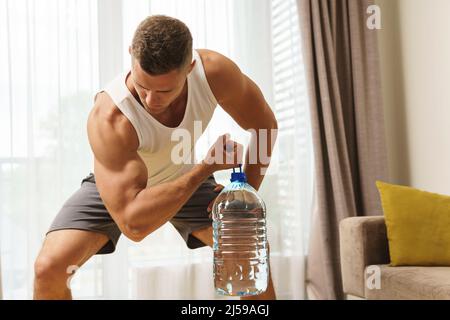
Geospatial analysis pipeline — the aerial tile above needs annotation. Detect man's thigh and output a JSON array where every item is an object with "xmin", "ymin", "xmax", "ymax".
[
  {"xmin": 191, "ymin": 226, "xmax": 214, "ymax": 247},
  {"xmin": 170, "ymin": 175, "xmax": 218, "ymax": 249},
  {"xmin": 47, "ymin": 172, "xmax": 122, "ymax": 255},
  {"xmin": 38, "ymin": 229, "xmax": 109, "ymax": 270}
]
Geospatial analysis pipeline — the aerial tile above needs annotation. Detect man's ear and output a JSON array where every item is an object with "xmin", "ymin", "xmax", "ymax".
[
  {"xmin": 188, "ymin": 60, "xmax": 196, "ymax": 74},
  {"xmin": 128, "ymin": 46, "xmax": 132, "ymax": 55}
]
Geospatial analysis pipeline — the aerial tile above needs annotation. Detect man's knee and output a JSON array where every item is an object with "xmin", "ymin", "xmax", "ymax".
[
  {"xmin": 191, "ymin": 226, "xmax": 214, "ymax": 247},
  {"xmin": 34, "ymin": 254, "xmax": 74, "ymax": 284}
]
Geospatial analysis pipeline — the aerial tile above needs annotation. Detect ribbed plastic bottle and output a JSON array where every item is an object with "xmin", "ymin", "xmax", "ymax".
[{"xmin": 212, "ymin": 165, "xmax": 268, "ymax": 296}]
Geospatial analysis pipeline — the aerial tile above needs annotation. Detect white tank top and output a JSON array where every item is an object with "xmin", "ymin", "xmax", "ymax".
[{"xmin": 94, "ymin": 49, "xmax": 218, "ymax": 187}]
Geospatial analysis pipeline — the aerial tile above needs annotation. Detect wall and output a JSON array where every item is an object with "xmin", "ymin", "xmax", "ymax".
[{"xmin": 376, "ymin": 0, "xmax": 450, "ymax": 194}]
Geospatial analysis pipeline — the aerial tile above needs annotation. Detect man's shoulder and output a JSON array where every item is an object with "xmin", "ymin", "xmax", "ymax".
[
  {"xmin": 88, "ymin": 91, "xmax": 139, "ymax": 153},
  {"xmin": 196, "ymin": 49, "xmax": 237, "ymax": 79},
  {"xmin": 91, "ymin": 91, "xmax": 124, "ymax": 121},
  {"xmin": 196, "ymin": 49, "xmax": 244, "ymax": 105}
]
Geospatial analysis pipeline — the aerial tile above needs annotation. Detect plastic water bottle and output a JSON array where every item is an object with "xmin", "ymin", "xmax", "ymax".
[{"xmin": 212, "ymin": 165, "xmax": 268, "ymax": 296}]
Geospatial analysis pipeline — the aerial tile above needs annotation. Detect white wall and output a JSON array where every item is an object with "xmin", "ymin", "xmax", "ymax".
[{"xmin": 377, "ymin": 0, "xmax": 450, "ymax": 194}]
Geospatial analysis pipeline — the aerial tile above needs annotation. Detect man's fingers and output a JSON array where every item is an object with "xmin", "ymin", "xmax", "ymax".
[
  {"xmin": 213, "ymin": 184, "xmax": 224, "ymax": 192},
  {"xmin": 207, "ymin": 199, "xmax": 215, "ymax": 213},
  {"xmin": 221, "ymin": 133, "xmax": 231, "ymax": 147}
]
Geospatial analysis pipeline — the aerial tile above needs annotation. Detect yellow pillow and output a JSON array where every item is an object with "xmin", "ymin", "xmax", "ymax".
[{"xmin": 376, "ymin": 181, "xmax": 450, "ymax": 266}]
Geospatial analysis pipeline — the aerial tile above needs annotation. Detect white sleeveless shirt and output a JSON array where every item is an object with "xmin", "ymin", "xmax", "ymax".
[{"xmin": 94, "ymin": 49, "xmax": 218, "ymax": 187}]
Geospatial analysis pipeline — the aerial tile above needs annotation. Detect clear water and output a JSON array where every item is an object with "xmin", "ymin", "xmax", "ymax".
[{"xmin": 213, "ymin": 208, "xmax": 268, "ymax": 296}]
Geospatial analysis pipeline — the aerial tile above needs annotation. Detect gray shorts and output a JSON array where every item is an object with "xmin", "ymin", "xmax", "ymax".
[{"xmin": 47, "ymin": 172, "xmax": 218, "ymax": 255}]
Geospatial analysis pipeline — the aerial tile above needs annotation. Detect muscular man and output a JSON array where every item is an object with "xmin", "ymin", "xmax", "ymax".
[{"xmin": 33, "ymin": 15, "xmax": 277, "ymax": 300}]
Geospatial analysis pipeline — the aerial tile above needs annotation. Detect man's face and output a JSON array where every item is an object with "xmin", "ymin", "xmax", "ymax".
[{"xmin": 130, "ymin": 57, "xmax": 194, "ymax": 115}]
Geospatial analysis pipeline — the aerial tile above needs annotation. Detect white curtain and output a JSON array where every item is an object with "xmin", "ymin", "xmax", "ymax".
[{"xmin": 0, "ymin": 0, "xmax": 312, "ymax": 299}]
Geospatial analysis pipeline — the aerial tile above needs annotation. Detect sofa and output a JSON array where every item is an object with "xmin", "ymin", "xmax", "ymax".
[{"xmin": 339, "ymin": 216, "xmax": 450, "ymax": 300}]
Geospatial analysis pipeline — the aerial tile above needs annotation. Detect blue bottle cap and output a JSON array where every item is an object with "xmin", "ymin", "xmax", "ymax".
[{"xmin": 230, "ymin": 164, "xmax": 247, "ymax": 183}]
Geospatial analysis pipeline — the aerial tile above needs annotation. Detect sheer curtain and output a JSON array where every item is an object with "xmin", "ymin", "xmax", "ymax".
[
  {"xmin": 0, "ymin": 0, "xmax": 100, "ymax": 298},
  {"xmin": 0, "ymin": 0, "xmax": 312, "ymax": 299}
]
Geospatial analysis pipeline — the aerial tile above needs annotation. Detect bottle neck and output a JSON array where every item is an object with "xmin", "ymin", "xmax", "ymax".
[{"xmin": 230, "ymin": 165, "xmax": 247, "ymax": 183}]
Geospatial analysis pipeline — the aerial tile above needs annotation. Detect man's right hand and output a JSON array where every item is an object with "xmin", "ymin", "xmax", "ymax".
[{"xmin": 202, "ymin": 133, "xmax": 244, "ymax": 172}]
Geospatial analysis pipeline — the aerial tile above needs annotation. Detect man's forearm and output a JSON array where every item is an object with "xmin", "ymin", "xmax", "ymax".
[
  {"xmin": 125, "ymin": 162, "xmax": 213, "ymax": 239},
  {"xmin": 244, "ymin": 162, "xmax": 266, "ymax": 191},
  {"xmin": 243, "ymin": 125, "xmax": 277, "ymax": 191}
]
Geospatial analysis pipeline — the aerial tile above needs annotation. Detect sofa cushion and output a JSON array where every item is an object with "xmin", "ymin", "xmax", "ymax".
[
  {"xmin": 376, "ymin": 181, "xmax": 450, "ymax": 266},
  {"xmin": 365, "ymin": 264, "xmax": 450, "ymax": 300}
]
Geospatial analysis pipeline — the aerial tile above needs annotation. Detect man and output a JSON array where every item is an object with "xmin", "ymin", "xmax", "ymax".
[{"xmin": 34, "ymin": 15, "xmax": 278, "ymax": 300}]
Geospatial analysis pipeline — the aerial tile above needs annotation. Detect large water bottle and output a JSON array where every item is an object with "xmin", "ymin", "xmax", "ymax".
[{"xmin": 212, "ymin": 165, "xmax": 268, "ymax": 296}]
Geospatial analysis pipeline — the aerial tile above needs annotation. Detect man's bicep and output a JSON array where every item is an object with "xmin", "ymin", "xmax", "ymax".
[
  {"xmin": 220, "ymin": 74, "xmax": 275, "ymax": 130},
  {"xmin": 205, "ymin": 52, "xmax": 274, "ymax": 130},
  {"xmin": 87, "ymin": 108, "xmax": 147, "ymax": 224},
  {"xmin": 94, "ymin": 154, "xmax": 148, "ymax": 223}
]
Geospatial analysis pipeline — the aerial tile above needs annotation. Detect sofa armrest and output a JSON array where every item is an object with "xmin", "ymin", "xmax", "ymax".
[{"xmin": 339, "ymin": 216, "xmax": 390, "ymax": 297}]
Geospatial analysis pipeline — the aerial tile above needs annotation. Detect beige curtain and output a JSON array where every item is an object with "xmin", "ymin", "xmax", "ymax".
[{"xmin": 297, "ymin": 0, "xmax": 388, "ymax": 299}]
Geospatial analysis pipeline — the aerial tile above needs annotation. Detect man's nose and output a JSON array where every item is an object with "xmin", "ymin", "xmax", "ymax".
[{"xmin": 145, "ymin": 91, "xmax": 159, "ymax": 105}]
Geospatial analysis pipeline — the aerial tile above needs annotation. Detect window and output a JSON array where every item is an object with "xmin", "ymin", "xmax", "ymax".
[
  {"xmin": 269, "ymin": 0, "xmax": 313, "ymax": 255},
  {"xmin": 0, "ymin": 0, "xmax": 99, "ymax": 299}
]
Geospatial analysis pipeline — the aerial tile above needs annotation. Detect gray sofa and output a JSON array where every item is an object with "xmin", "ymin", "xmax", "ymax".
[{"xmin": 339, "ymin": 216, "xmax": 450, "ymax": 300}]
